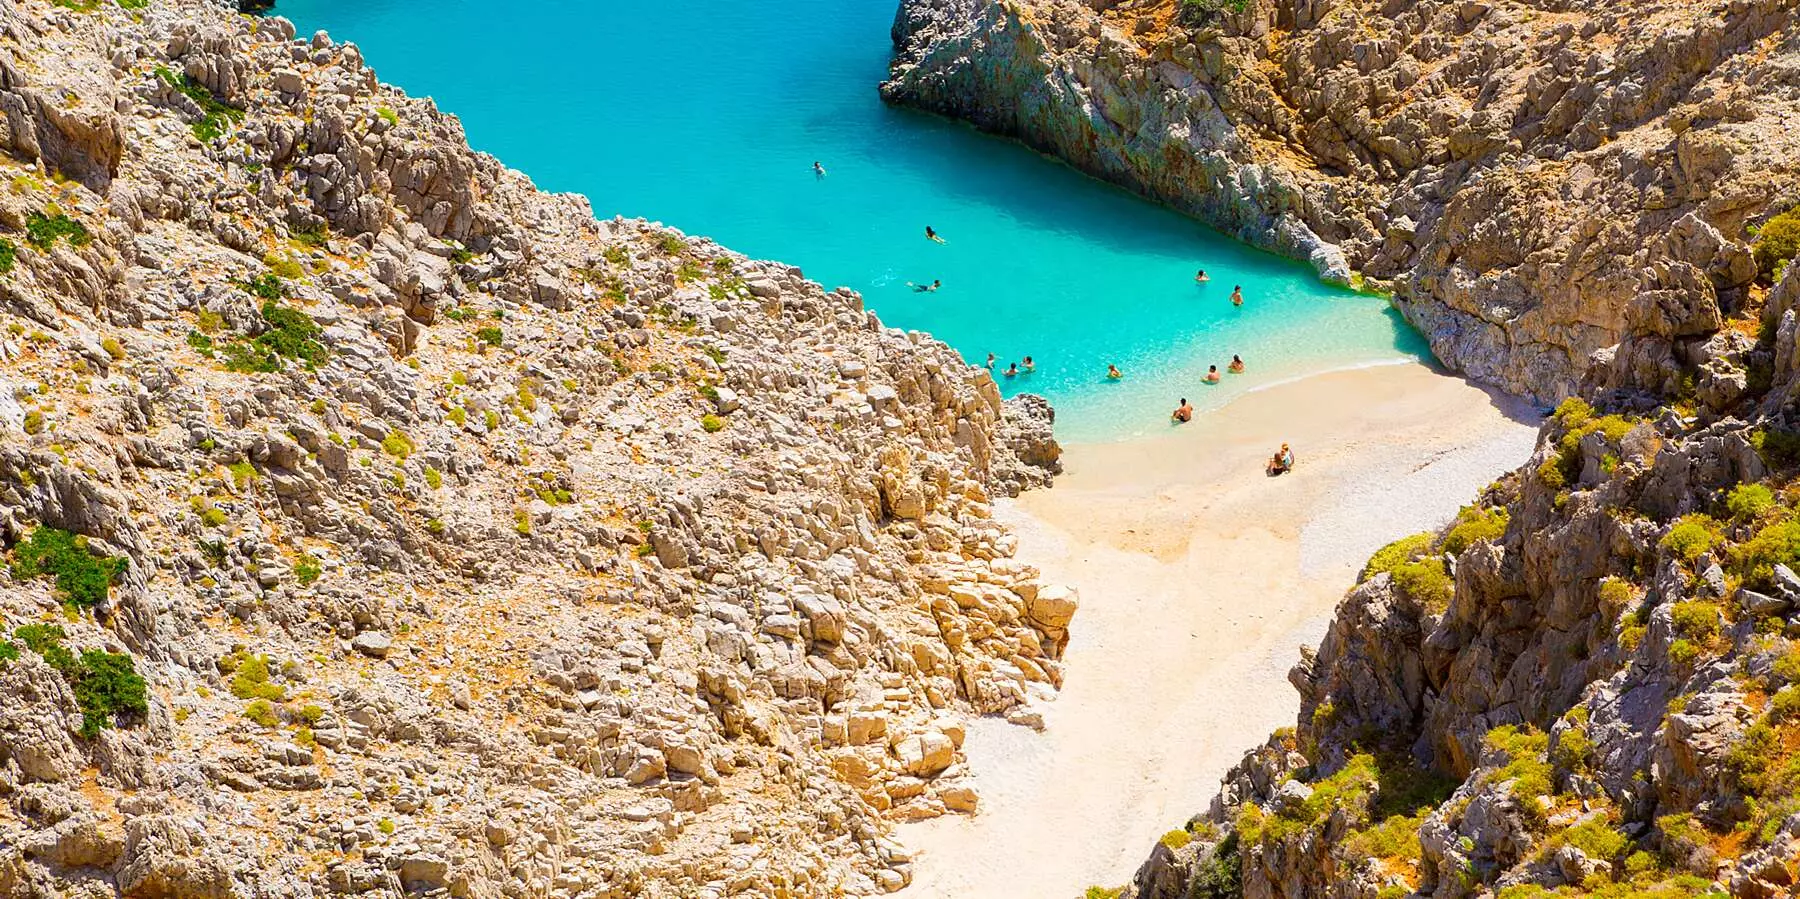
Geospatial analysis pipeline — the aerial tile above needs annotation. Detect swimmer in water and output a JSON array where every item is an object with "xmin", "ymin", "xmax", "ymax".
[
  {"xmin": 1172, "ymin": 398, "xmax": 1193, "ymax": 423},
  {"xmin": 1204, "ymin": 365, "xmax": 1222, "ymax": 384},
  {"xmin": 985, "ymin": 353, "xmax": 996, "ymax": 370},
  {"xmin": 1229, "ymin": 354, "xmax": 1245, "ymax": 374},
  {"xmin": 813, "ymin": 161, "xmax": 826, "ymax": 178},
  {"xmin": 1023, "ymin": 356, "xmax": 1035, "ymax": 373},
  {"xmin": 926, "ymin": 226, "xmax": 946, "ymax": 244},
  {"xmin": 1195, "ymin": 269, "xmax": 1210, "ymax": 283},
  {"xmin": 1231, "ymin": 285, "xmax": 1244, "ymax": 307},
  {"xmin": 1003, "ymin": 362, "xmax": 1019, "ymax": 378},
  {"xmin": 909, "ymin": 279, "xmax": 941, "ymax": 293},
  {"xmin": 1107, "ymin": 364, "xmax": 1123, "ymax": 380}
]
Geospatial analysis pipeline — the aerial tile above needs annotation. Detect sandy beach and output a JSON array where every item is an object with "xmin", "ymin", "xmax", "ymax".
[{"xmin": 898, "ymin": 362, "xmax": 1543, "ymax": 897}]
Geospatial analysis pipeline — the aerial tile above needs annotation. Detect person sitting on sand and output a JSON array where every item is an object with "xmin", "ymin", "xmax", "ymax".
[
  {"xmin": 1230, "ymin": 285, "xmax": 1244, "ymax": 307},
  {"xmin": 910, "ymin": 279, "xmax": 941, "ymax": 292},
  {"xmin": 1267, "ymin": 443, "xmax": 1295, "ymax": 476},
  {"xmin": 1195, "ymin": 269, "xmax": 1210, "ymax": 283},
  {"xmin": 1023, "ymin": 356, "xmax": 1036, "ymax": 373},
  {"xmin": 1003, "ymin": 362, "xmax": 1018, "ymax": 378},
  {"xmin": 1172, "ymin": 398, "xmax": 1193, "ymax": 423},
  {"xmin": 1107, "ymin": 364, "xmax": 1123, "ymax": 380},
  {"xmin": 1204, "ymin": 365, "xmax": 1222, "ymax": 384},
  {"xmin": 1229, "ymin": 354, "xmax": 1245, "ymax": 374},
  {"xmin": 985, "ymin": 353, "xmax": 996, "ymax": 370},
  {"xmin": 925, "ymin": 226, "xmax": 945, "ymax": 244}
]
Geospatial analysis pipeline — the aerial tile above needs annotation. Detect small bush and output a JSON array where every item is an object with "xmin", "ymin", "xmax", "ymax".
[
  {"xmin": 1669, "ymin": 601, "xmax": 1720, "ymax": 642},
  {"xmin": 1668, "ymin": 639, "xmax": 1700, "ymax": 668},
  {"xmin": 0, "ymin": 640, "xmax": 18, "ymax": 667},
  {"xmin": 1660, "ymin": 514, "xmax": 1721, "ymax": 563},
  {"xmin": 1158, "ymin": 829, "xmax": 1192, "ymax": 851},
  {"xmin": 21, "ymin": 409, "xmax": 44, "ymax": 434},
  {"xmin": 70, "ymin": 650, "xmax": 147, "ymax": 738},
  {"xmin": 24, "ymin": 211, "xmax": 92, "ymax": 252},
  {"xmin": 11, "ymin": 526, "xmax": 124, "ymax": 608},
  {"xmin": 295, "ymin": 560, "xmax": 321, "ymax": 585},
  {"xmin": 1730, "ymin": 517, "xmax": 1800, "ymax": 587},
  {"xmin": 1597, "ymin": 577, "xmax": 1635, "ymax": 616},
  {"xmin": 155, "ymin": 67, "xmax": 244, "ymax": 142},
  {"xmin": 1178, "ymin": 0, "xmax": 1248, "ymax": 24},
  {"xmin": 228, "ymin": 461, "xmax": 257, "ymax": 491},
  {"xmin": 1774, "ymin": 646, "xmax": 1800, "ymax": 685},
  {"xmin": 424, "ymin": 468, "xmax": 443, "ymax": 489},
  {"xmin": 100, "ymin": 337, "xmax": 125, "ymax": 361},
  {"xmin": 1561, "ymin": 819, "xmax": 1630, "ymax": 862},
  {"xmin": 0, "ymin": 236, "xmax": 16, "ymax": 274},
  {"xmin": 228, "ymin": 654, "xmax": 286, "ymax": 701},
  {"xmin": 1770, "ymin": 686, "xmax": 1800, "ymax": 723},
  {"xmin": 475, "ymin": 326, "xmax": 503, "ymax": 347},
  {"xmin": 243, "ymin": 699, "xmax": 279, "ymax": 728},
  {"xmin": 1362, "ymin": 532, "xmax": 1433, "ymax": 582},
  {"xmin": 1753, "ymin": 207, "xmax": 1800, "ymax": 283},
  {"xmin": 1727, "ymin": 483, "xmax": 1776, "ymax": 521},
  {"xmin": 1443, "ymin": 506, "xmax": 1509, "ymax": 555},
  {"xmin": 1751, "ymin": 427, "xmax": 1800, "ymax": 469},
  {"xmin": 376, "ymin": 107, "xmax": 399, "ymax": 126},
  {"xmin": 700, "ymin": 413, "xmax": 725, "ymax": 433},
  {"xmin": 381, "ymin": 430, "xmax": 414, "ymax": 459},
  {"xmin": 1392, "ymin": 558, "xmax": 1454, "ymax": 611}
]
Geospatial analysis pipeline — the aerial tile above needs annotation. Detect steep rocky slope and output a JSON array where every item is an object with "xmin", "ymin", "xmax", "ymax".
[
  {"xmin": 883, "ymin": 0, "xmax": 1800, "ymax": 403},
  {"xmin": 0, "ymin": 1, "xmax": 1072, "ymax": 895},
  {"xmin": 1111, "ymin": 266, "xmax": 1800, "ymax": 895}
]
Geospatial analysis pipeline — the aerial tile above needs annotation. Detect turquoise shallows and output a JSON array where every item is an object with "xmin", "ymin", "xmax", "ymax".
[{"xmin": 275, "ymin": 0, "xmax": 1429, "ymax": 442}]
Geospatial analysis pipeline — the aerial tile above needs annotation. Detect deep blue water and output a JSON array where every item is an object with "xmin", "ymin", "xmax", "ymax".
[{"xmin": 276, "ymin": 0, "xmax": 1429, "ymax": 441}]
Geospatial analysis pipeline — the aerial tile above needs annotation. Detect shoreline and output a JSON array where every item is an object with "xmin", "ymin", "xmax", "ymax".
[{"xmin": 899, "ymin": 362, "xmax": 1542, "ymax": 896}]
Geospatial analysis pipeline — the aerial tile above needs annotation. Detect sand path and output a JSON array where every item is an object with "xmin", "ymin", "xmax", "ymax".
[{"xmin": 898, "ymin": 363, "xmax": 1542, "ymax": 897}]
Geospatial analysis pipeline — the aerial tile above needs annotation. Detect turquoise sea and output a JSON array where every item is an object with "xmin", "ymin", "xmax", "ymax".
[{"xmin": 275, "ymin": 0, "xmax": 1429, "ymax": 442}]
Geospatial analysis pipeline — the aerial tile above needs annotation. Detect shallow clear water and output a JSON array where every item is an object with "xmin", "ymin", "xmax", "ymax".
[{"xmin": 276, "ymin": 0, "xmax": 1429, "ymax": 442}]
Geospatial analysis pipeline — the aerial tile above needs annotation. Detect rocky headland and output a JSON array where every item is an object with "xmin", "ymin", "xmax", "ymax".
[
  {"xmin": 0, "ymin": 0, "xmax": 1072, "ymax": 895},
  {"xmin": 883, "ymin": 0, "xmax": 1800, "ymax": 403}
]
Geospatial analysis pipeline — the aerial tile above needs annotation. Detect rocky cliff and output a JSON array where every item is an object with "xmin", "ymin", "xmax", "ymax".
[
  {"xmin": 883, "ymin": 0, "xmax": 1800, "ymax": 403},
  {"xmin": 0, "ymin": 1, "xmax": 1072, "ymax": 896},
  {"xmin": 1111, "ymin": 254, "xmax": 1800, "ymax": 894}
]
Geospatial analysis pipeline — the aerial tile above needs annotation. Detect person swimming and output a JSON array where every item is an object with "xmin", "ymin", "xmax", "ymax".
[
  {"xmin": 910, "ymin": 279, "xmax": 941, "ymax": 292},
  {"xmin": 1023, "ymin": 356, "xmax": 1035, "ymax": 373},
  {"xmin": 1107, "ymin": 364, "xmax": 1123, "ymax": 380},
  {"xmin": 1231, "ymin": 285, "xmax": 1244, "ymax": 307},
  {"xmin": 1195, "ymin": 269, "xmax": 1210, "ymax": 283},
  {"xmin": 1172, "ymin": 398, "xmax": 1193, "ymax": 423},
  {"xmin": 1003, "ymin": 362, "xmax": 1018, "ymax": 377},
  {"xmin": 1268, "ymin": 443, "xmax": 1295, "ymax": 475},
  {"xmin": 925, "ymin": 226, "xmax": 946, "ymax": 244},
  {"xmin": 1229, "ymin": 354, "xmax": 1245, "ymax": 373},
  {"xmin": 985, "ymin": 353, "xmax": 996, "ymax": 370},
  {"xmin": 1204, "ymin": 365, "xmax": 1222, "ymax": 383},
  {"xmin": 813, "ymin": 161, "xmax": 826, "ymax": 178}
]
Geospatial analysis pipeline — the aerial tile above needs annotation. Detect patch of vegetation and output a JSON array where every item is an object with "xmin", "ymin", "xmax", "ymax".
[
  {"xmin": 1362, "ymin": 533, "xmax": 1434, "ymax": 583},
  {"xmin": 1443, "ymin": 505, "xmax": 1509, "ymax": 555},
  {"xmin": 224, "ymin": 652, "xmax": 286, "ymax": 701},
  {"xmin": 1482, "ymin": 725, "xmax": 1553, "ymax": 828},
  {"xmin": 11, "ymin": 525, "xmax": 124, "ymax": 609},
  {"xmin": 10, "ymin": 625, "xmax": 145, "ymax": 738},
  {"xmin": 376, "ymin": 106, "xmax": 399, "ymax": 127},
  {"xmin": 154, "ymin": 66, "xmax": 244, "ymax": 142},
  {"xmin": 381, "ymin": 430, "xmax": 414, "ymax": 459},
  {"xmin": 1392, "ymin": 558, "xmax": 1454, "ymax": 612},
  {"xmin": 0, "ymin": 237, "xmax": 16, "ymax": 275},
  {"xmin": 0, "ymin": 639, "xmax": 18, "ymax": 668},
  {"xmin": 24, "ymin": 211, "xmax": 92, "ymax": 252},
  {"xmin": 22, "ymin": 409, "xmax": 44, "ymax": 435},
  {"xmin": 700, "ymin": 413, "xmax": 725, "ymax": 433},
  {"xmin": 1750, "ymin": 427, "xmax": 1800, "ymax": 469},
  {"xmin": 1188, "ymin": 831, "xmax": 1240, "ymax": 899},
  {"xmin": 1668, "ymin": 601, "xmax": 1720, "ymax": 642},
  {"xmin": 243, "ymin": 698, "xmax": 279, "ymax": 728},
  {"xmin": 228, "ymin": 460, "xmax": 258, "ymax": 491},
  {"xmin": 220, "ymin": 301, "xmax": 326, "ymax": 373},
  {"xmin": 476, "ymin": 326, "xmax": 503, "ymax": 347},
  {"xmin": 295, "ymin": 559, "xmax": 321, "ymax": 586},
  {"xmin": 424, "ymin": 468, "xmax": 443, "ymax": 489},
  {"xmin": 1729, "ymin": 516, "xmax": 1800, "ymax": 588},
  {"xmin": 658, "ymin": 234, "xmax": 687, "ymax": 255},
  {"xmin": 1178, "ymin": 0, "xmax": 1248, "ymax": 25},
  {"xmin": 290, "ymin": 223, "xmax": 329, "ymax": 248},
  {"xmin": 1752, "ymin": 206, "xmax": 1800, "ymax": 284},
  {"xmin": 1158, "ymin": 829, "xmax": 1192, "ymax": 851},
  {"xmin": 1727, "ymin": 483, "xmax": 1775, "ymax": 522},
  {"xmin": 1660, "ymin": 514, "xmax": 1722, "ymax": 564}
]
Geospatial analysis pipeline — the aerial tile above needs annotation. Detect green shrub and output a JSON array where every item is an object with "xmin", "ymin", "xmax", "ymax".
[
  {"xmin": 376, "ymin": 106, "xmax": 399, "ymax": 126},
  {"xmin": 1774, "ymin": 646, "xmax": 1800, "ymax": 685},
  {"xmin": 1189, "ymin": 830, "xmax": 1240, "ymax": 898},
  {"xmin": 100, "ymin": 337, "xmax": 126, "ymax": 360},
  {"xmin": 72, "ymin": 650, "xmax": 147, "ymax": 738},
  {"xmin": 291, "ymin": 224, "xmax": 328, "ymax": 248},
  {"xmin": 1443, "ymin": 506, "xmax": 1509, "ymax": 555},
  {"xmin": 1344, "ymin": 812, "xmax": 1425, "ymax": 864},
  {"xmin": 1484, "ymin": 726, "xmax": 1552, "ymax": 827},
  {"xmin": 1751, "ymin": 428, "xmax": 1800, "ymax": 469},
  {"xmin": 476, "ymin": 326, "xmax": 503, "ymax": 347},
  {"xmin": 295, "ymin": 560, "xmax": 321, "ymax": 586},
  {"xmin": 24, "ymin": 211, "xmax": 92, "ymax": 252},
  {"xmin": 381, "ymin": 430, "xmax": 414, "ymax": 459},
  {"xmin": 220, "ymin": 301, "xmax": 326, "ymax": 373},
  {"xmin": 1669, "ymin": 601, "xmax": 1721, "ymax": 642},
  {"xmin": 0, "ymin": 640, "xmax": 17, "ymax": 667},
  {"xmin": 700, "ymin": 414, "xmax": 725, "ymax": 433},
  {"xmin": 11, "ymin": 526, "xmax": 124, "ymax": 608},
  {"xmin": 1362, "ymin": 532, "xmax": 1433, "ymax": 582},
  {"xmin": 0, "ymin": 236, "xmax": 15, "ymax": 274},
  {"xmin": 1158, "ymin": 829, "xmax": 1192, "ymax": 851},
  {"xmin": 1727, "ymin": 483, "xmax": 1776, "ymax": 521},
  {"xmin": 1770, "ymin": 686, "xmax": 1800, "ymax": 723},
  {"xmin": 1392, "ymin": 558, "xmax": 1454, "ymax": 611},
  {"xmin": 243, "ymin": 699, "xmax": 279, "ymax": 728},
  {"xmin": 1550, "ymin": 725, "xmax": 1594, "ymax": 772},
  {"xmin": 1660, "ymin": 514, "xmax": 1722, "ymax": 563},
  {"xmin": 1730, "ymin": 517, "xmax": 1800, "ymax": 587},
  {"xmin": 227, "ymin": 654, "xmax": 286, "ymax": 701},
  {"xmin": 154, "ymin": 66, "xmax": 244, "ymax": 142},
  {"xmin": 1178, "ymin": 0, "xmax": 1248, "ymax": 24},
  {"xmin": 424, "ymin": 468, "xmax": 443, "ymax": 489},
  {"xmin": 22, "ymin": 409, "xmax": 44, "ymax": 434},
  {"xmin": 1597, "ymin": 577, "xmax": 1636, "ymax": 615},
  {"xmin": 1561, "ymin": 819, "xmax": 1630, "ymax": 862},
  {"xmin": 1669, "ymin": 639, "xmax": 1700, "ymax": 668},
  {"xmin": 1753, "ymin": 207, "xmax": 1800, "ymax": 283}
]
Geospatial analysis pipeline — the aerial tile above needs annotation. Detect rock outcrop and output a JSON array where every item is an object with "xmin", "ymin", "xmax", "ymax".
[
  {"xmin": 1115, "ymin": 267, "xmax": 1800, "ymax": 896},
  {"xmin": 883, "ymin": 0, "xmax": 1800, "ymax": 402},
  {"xmin": 0, "ymin": 1, "xmax": 1069, "ymax": 895}
]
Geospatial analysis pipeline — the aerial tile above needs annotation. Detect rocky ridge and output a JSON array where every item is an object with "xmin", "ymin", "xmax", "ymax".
[
  {"xmin": 0, "ymin": 1, "xmax": 1072, "ymax": 896},
  {"xmin": 882, "ymin": 0, "xmax": 1800, "ymax": 403},
  {"xmin": 1111, "ymin": 252, "xmax": 1800, "ymax": 895}
]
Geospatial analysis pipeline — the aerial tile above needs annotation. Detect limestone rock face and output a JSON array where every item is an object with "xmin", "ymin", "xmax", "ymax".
[
  {"xmin": 884, "ymin": 0, "xmax": 1800, "ymax": 402},
  {"xmin": 0, "ymin": 0, "xmax": 1071, "ymax": 895}
]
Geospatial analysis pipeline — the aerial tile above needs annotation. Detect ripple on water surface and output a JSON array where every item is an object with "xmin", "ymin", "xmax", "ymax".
[{"xmin": 276, "ymin": 0, "xmax": 1430, "ymax": 443}]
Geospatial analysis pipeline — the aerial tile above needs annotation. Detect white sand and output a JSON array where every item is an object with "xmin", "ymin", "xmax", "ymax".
[{"xmin": 897, "ymin": 363, "xmax": 1542, "ymax": 897}]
